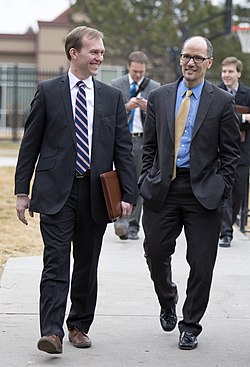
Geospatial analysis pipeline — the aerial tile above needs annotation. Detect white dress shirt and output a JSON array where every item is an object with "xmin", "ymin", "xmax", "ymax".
[
  {"xmin": 68, "ymin": 69, "xmax": 94, "ymax": 162},
  {"xmin": 128, "ymin": 74, "xmax": 144, "ymax": 134}
]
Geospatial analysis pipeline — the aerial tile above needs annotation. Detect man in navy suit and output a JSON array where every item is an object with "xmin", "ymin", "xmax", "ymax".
[
  {"xmin": 15, "ymin": 26, "xmax": 137, "ymax": 354},
  {"xmin": 218, "ymin": 57, "xmax": 250, "ymax": 247},
  {"xmin": 139, "ymin": 36, "xmax": 240, "ymax": 350}
]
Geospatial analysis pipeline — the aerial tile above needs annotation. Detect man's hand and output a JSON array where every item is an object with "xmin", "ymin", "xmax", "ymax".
[
  {"xmin": 136, "ymin": 97, "xmax": 147, "ymax": 111},
  {"xmin": 16, "ymin": 196, "xmax": 34, "ymax": 225},
  {"xmin": 127, "ymin": 97, "xmax": 147, "ymax": 112},
  {"xmin": 120, "ymin": 201, "xmax": 133, "ymax": 218}
]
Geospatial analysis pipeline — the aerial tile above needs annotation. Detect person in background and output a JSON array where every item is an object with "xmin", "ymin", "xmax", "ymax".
[
  {"xmin": 218, "ymin": 56, "xmax": 250, "ymax": 247},
  {"xmin": 111, "ymin": 51, "xmax": 160, "ymax": 240},
  {"xmin": 139, "ymin": 36, "xmax": 240, "ymax": 350},
  {"xmin": 15, "ymin": 26, "xmax": 137, "ymax": 355}
]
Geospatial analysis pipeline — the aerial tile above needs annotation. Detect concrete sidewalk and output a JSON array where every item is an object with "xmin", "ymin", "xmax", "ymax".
[{"xmin": 1, "ymin": 223, "xmax": 250, "ymax": 366}]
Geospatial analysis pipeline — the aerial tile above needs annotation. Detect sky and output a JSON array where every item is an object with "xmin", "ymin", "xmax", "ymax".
[
  {"xmin": 0, "ymin": 0, "xmax": 76, "ymax": 34},
  {"xmin": 0, "ymin": 0, "xmax": 247, "ymax": 35}
]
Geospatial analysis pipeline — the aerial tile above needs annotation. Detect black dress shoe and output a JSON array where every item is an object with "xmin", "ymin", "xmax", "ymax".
[
  {"xmin": 160, "ymin": 305, "xmax": 177, "ymax": 332},
  {"xmin": 179, "ymin": 331, "xmax": 198, "ymax": 350},
  {"xmin": 219, "ymin": 236, "xmax": 232, "ymax": 247}
]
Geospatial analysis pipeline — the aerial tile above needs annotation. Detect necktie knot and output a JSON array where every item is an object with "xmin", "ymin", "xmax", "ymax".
[
  {"xmin": 230, "ymin": 89, "xmax": 236, "ymax": 97},
  {"xmin": 186, "ymin": 89, "xmax": 192, "ymax": 98},
  {"xmin": 77, "ymin": 81, "xmax": 86, "ymax": 89},
  {"xmin": 130, "ymin": 81, "xmax": 137, "ymax": 97}
]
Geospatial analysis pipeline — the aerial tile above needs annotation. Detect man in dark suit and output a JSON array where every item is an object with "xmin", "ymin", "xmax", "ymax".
[
  {"xmin": 111, "ymin": 51, "xmax": 160, "ymax": 240},
  {"xmin": 15, "ymin": 26, "xmax": 137, "ymax": 355},
  {"xmin": 138, "ymin": 36, "xmax": 240, "ymax": 350},
  {"xmin": 218, "ymin": 57, "xmax": 250, "ymax": 247}
]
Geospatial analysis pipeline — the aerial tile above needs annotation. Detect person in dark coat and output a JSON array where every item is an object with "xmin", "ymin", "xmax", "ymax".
[
  {"xmin": 15, "ymin": 26, "xmax": 137, "ymax": 355},
  {"xmin": 218, "ymin": 56, "xmax": 250, "ymax": 247},
  {"xmin": 139, "ymin": 37, "xmax": 240, "ymax": 350}
]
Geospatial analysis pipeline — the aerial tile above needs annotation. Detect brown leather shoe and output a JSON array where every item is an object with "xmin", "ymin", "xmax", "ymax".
[
  {"xmin": 37, "ymin": 334, "xmax": 62, "ymax": 354},
  {"xmin": 68, "ymin": 327, "xmax": 91, "ymax": 348}
]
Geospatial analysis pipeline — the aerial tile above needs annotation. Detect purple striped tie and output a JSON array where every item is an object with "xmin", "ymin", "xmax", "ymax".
[{"xmin": 75, "ymin": 81, "xmax": 90, "ymax": 174}]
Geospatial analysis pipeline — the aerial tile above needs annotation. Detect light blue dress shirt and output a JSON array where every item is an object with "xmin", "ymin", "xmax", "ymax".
[{"xmin": 175, "ymin": 80, "xmax": 204, "ymax": 168}]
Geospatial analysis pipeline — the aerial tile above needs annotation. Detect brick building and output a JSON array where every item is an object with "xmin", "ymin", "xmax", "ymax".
[{"xmin": 0, "ymin": 6, "xmax": 124, "ymax": 137}]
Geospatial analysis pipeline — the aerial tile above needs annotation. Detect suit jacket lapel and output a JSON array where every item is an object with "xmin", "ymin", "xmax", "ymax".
[
  {"xmin": 92, "ymin": 79, "xmax": 103, "ymax": 156},
  {"xmin": 235, "ymin": 82, "xmax": 247, "ymax": 105},
  {"xmin": 123, "ymin": 75, "xmax": 130, "ymax": 101},
  {"xmin": 192, "ymin": 81, "xmax": 214, "ymax": 139},
  {"xmin": 60, "ymin": 74, "xmax": 76, "ymax": 146},
  {"xmin": 166, "ymin": 81, "xmax": 179, "ymax": 144}
]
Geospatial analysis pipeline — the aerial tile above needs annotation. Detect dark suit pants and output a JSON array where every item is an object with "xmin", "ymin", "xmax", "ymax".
[
  {"xmin": 220, "ymin": 163, "xmax": 249, "ymax": 239},
  {"xmin": 39, "ymin": 177, "xmax": 106, "ymax": 339},
  {"xmin": 142, "ymin": 172, "xmax": 223, "ymax": 336}
]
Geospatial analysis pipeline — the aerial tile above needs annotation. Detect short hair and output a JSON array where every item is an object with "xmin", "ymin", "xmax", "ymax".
[
  {"xmin": 221, "ymin": 56, "xmax": 243, "ymax": 73},
  {"xmin": 65, "ymin": 26, "xmax": 104, "ymax": 61},
  {"xmin": 128, "ymin": 51, "xmax": 148, "ymax": 65},
  {"xmin": 181, "ymin": 36, "xmax": 213, "ymax": 58}
]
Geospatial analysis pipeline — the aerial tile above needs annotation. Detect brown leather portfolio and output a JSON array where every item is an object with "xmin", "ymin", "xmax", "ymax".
[
  {"xmin": 100, "ymin": 170, "xmax": 122, "ymax": 221},
  {"xmin": 236, "ymin": 105, "xmax": 249, "ymax": 114}
]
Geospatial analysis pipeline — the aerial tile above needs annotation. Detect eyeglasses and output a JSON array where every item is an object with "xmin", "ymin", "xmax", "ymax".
[{"xmin": 180, "ymin": 54, "xmax": 211, "ymax": 64}]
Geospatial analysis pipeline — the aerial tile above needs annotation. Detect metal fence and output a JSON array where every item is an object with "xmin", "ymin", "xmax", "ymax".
[
  {"xmin": 0, "ymin": 64, "xmax": 126, "ymax": 141},
  {"xmin": 0, "ymin": 65, "xmax": 64, "ymax": 141}
]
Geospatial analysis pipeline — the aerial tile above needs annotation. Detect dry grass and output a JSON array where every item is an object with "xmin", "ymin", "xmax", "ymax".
[
  {"xmin": 0, "ymin": 156, "xmax": 43, "ymax": 275},
  {"xmin": 0, "ymin": 140, "xmax": 21, "ymax": 156}
]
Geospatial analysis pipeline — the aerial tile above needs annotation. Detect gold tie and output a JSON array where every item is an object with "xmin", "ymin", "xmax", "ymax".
[{"xmin": 172, "ymin": 89, "xmax": 192, "ymax": 180}]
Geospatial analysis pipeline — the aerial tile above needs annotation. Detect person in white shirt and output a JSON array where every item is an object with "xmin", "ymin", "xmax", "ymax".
[
  {"xmin": 111, "ymin": 51, "xmax": 160, "ymax": 240},
  {"xmin": 15, "ymin": 26, "xmax": 137, "ymax": 354}
]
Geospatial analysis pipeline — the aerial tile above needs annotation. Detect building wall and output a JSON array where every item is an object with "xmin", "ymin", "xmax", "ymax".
[
  {"xmin": 0, "ymin": 55, "xmax": 35, "ymax": 64},
  {"xmin": 0, "ymin": 7, "xmax": 125, "ymax": 75},
  {"xmin": 36, "ymin": 22, "xmax": 70, "ymax": 70},
  {"xmin": 0, "ymin": 6, "xmax": 127, "ymax": 138},
  {"xmin": 0, "ymin": 34, "xmax": 36, "ymax": 65}
]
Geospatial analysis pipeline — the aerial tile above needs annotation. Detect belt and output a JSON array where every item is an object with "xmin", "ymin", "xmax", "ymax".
[
  {"xmin": 176, "ymin": 167, "xmax": 190, "ymax": 174},
  {"xmin": 75, "ymin": 170, "xmax": 90, "ymax": 178},
  {"xmin": 131, "ymin": 132, "xmax": 143, "ymax": 138}
]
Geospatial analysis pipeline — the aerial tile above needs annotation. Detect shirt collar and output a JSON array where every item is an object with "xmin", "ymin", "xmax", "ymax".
[
  {"xmin": 226, "ymin": 82, "xmax": 239, "ymax": 94},
  {"xmin": 68, "ymin": 69, "xmax": 94, "ymax": 90},
  {"xmin": 179, "ymin": 79, "xmax": 204, "ymax": 99}
]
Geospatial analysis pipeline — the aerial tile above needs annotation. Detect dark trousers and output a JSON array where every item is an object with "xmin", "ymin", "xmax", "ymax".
[
  {"xmin": 220, "ymin": 164, "xmax": 249, "ymax": 238},
  {"xmin": 39, "ymin": 177, "xmax": 106, "ymax": 339},
  {"xmin": 142, "ymin": 172, "xmax": 223, "ymax": 336},
  {"xmin": 129, "ymin": 135, "xmax": 143, "ymax": 230}
]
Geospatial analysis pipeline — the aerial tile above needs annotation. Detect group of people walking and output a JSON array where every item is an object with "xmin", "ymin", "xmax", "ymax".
[{"xmin": 14, "ymin": 24, "xmax": 249, "ymax": 355}]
